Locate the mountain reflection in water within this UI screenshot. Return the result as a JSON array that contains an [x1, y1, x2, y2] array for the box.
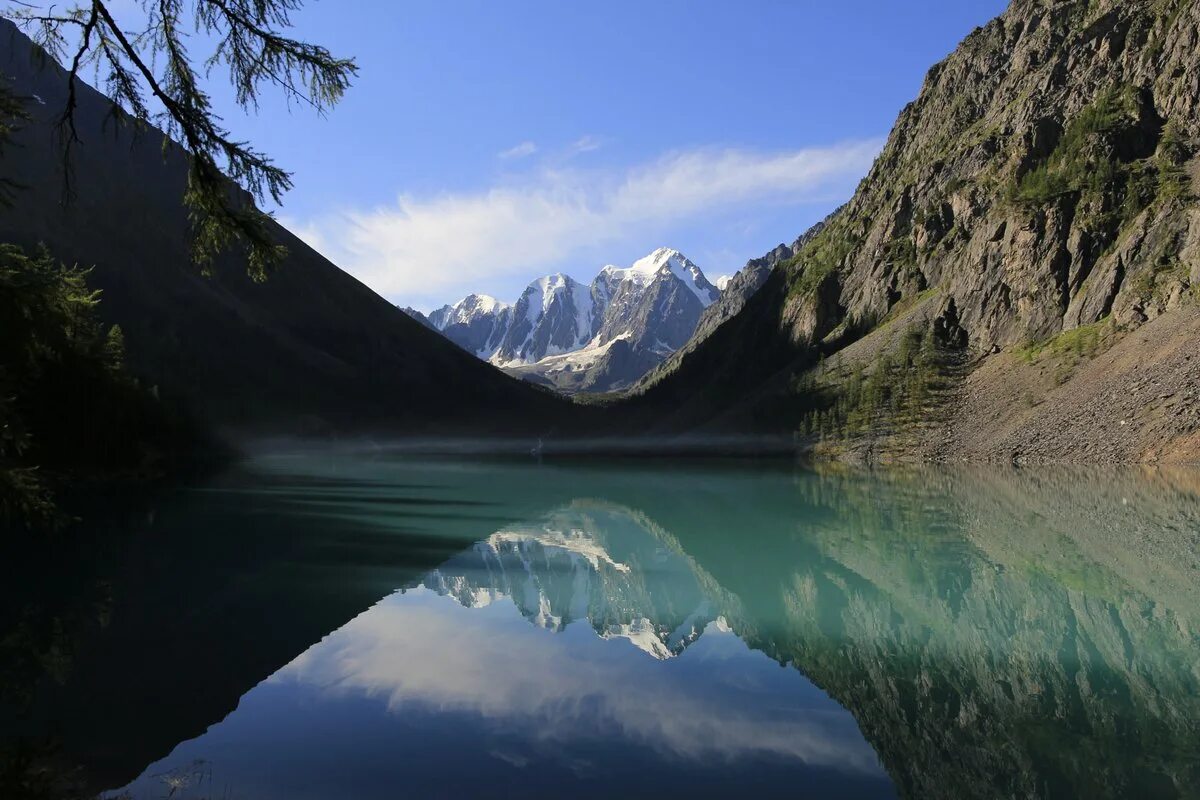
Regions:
[[3, 455, 1199, 799]]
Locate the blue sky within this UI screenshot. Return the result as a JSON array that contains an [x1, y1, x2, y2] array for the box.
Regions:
[[176, 0, 1009, 309]]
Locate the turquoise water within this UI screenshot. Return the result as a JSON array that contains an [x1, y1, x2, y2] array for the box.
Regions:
[[4, 454, 1199, 799]]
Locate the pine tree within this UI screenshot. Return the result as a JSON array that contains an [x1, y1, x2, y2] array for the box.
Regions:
[[103, 324, 126, 370], [2, 1, 356, 277], [0, 243, 197, 531]]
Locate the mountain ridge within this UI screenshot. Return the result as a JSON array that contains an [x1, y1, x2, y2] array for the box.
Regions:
[[622, 0, 1200, 463], [414, 247, 726, 393]]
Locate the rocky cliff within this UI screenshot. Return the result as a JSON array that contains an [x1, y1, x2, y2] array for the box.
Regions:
[[635, 212, 836, 393], [630, 0, 1200, 463]]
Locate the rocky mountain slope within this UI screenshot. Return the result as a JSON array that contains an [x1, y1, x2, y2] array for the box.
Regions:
[[398, 306, 437, 331], [628, 0, 1200, 463], [415, 248, 722, 393], [634, 212, 836, 393], [0, 20, 573, 437], [428, 294, 515, 358]]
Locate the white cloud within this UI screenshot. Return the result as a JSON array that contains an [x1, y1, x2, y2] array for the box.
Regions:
[[568, 134, 604, 155], [286, 139, 882, 307], [498, 140, 538, 159]]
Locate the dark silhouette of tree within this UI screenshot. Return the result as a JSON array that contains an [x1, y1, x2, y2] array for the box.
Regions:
[[1, 0, 356, 277], [0, 242, 208, 532], [0, 74, 28, 207]]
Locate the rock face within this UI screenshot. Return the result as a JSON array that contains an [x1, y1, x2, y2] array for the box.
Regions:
[[423, 294, 514, 358], [821, 0, 1200, 351], [699, 217, 834, 344], [635, 212, 836, 393], [494, 274, 597, 365], [631, 0, 1200, 461], [399, 307, 437, 331], [424, 248, 722, 393]]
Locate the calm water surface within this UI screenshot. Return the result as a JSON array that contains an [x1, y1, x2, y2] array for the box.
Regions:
[[3, 453, 1199, 799]]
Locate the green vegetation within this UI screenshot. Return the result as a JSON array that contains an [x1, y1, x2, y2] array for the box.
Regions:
[[1016, 317, 1116, 364], [1145, 0, 1189, 64], [1155, 121, 1192, 201], [0, 4, 353, 530], [795, 322, 961, 446], [1128, 238, 1189, 304], [1008, 87, 1140, 205], [784, 215, 862, 299], [1016, 317, 1119, 386], [1007, 86, 1192, 239], [883, 232, 918, 272], [0, 78, 27, 207], [0, 243, 203, 532], [877, 287, 941, 330]]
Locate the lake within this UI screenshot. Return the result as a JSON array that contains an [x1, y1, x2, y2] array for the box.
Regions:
[[2, 452, 1199, 799]]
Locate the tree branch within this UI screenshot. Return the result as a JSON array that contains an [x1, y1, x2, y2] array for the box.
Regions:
[[1, 0, 356, 274]]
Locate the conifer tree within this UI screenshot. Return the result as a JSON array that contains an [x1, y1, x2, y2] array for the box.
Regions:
[[0, 75, 28, 207], [1, 0, 356, 276]]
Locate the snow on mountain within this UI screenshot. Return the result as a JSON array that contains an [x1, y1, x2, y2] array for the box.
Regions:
[[599, 248, 718, 304], [420, 247, 722, 392], [435, 294, 510, 327], [714, 275, 733, 291], [425, 293, 514, 359], [525, 334, 629, 379], [650, 247, 721, 306], [492, 273, 598, 366]]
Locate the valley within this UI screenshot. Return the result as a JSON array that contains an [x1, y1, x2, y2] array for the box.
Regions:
[[2, 2, 1199, 798], [5, 1, 1200, 465]]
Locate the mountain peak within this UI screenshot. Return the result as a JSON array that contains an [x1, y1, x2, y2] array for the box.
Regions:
[[424, 246, 721, 390], [635, 248, 719, 307], [648, 246, 685, 261], [530, 272, 575, 290], [459, 293, 511, 313], [629, 247, 686, 277], [601, 248, 703, 291]]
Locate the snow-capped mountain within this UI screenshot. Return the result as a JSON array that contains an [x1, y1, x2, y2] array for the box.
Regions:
[[421, 294, 514, 359], [591, 248, 719, 350], [413, 248, 722, 393], [493, 274, 598, 365], [631, 213, 839, 393]]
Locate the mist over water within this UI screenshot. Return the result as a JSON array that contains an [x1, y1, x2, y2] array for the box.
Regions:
[[4, 453, 1199, 799], [234, 433, 809, 459]]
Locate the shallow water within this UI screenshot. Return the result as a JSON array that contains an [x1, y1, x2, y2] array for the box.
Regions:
[[3, 453, 1199, 799]]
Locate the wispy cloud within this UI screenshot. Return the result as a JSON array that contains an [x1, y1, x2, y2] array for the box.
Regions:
[[567, 134, 604, 155], [498, 140, 538, 160], [286, 139, 881, 307]]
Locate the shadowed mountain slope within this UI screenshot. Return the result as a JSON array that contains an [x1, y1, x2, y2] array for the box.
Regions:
[[0, 21, 575, 438]]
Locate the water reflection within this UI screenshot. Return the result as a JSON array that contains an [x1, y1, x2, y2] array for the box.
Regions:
[[109, 497, 891, 799], [421, 502, 729, 658], [4, 457, 1200, 799]]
